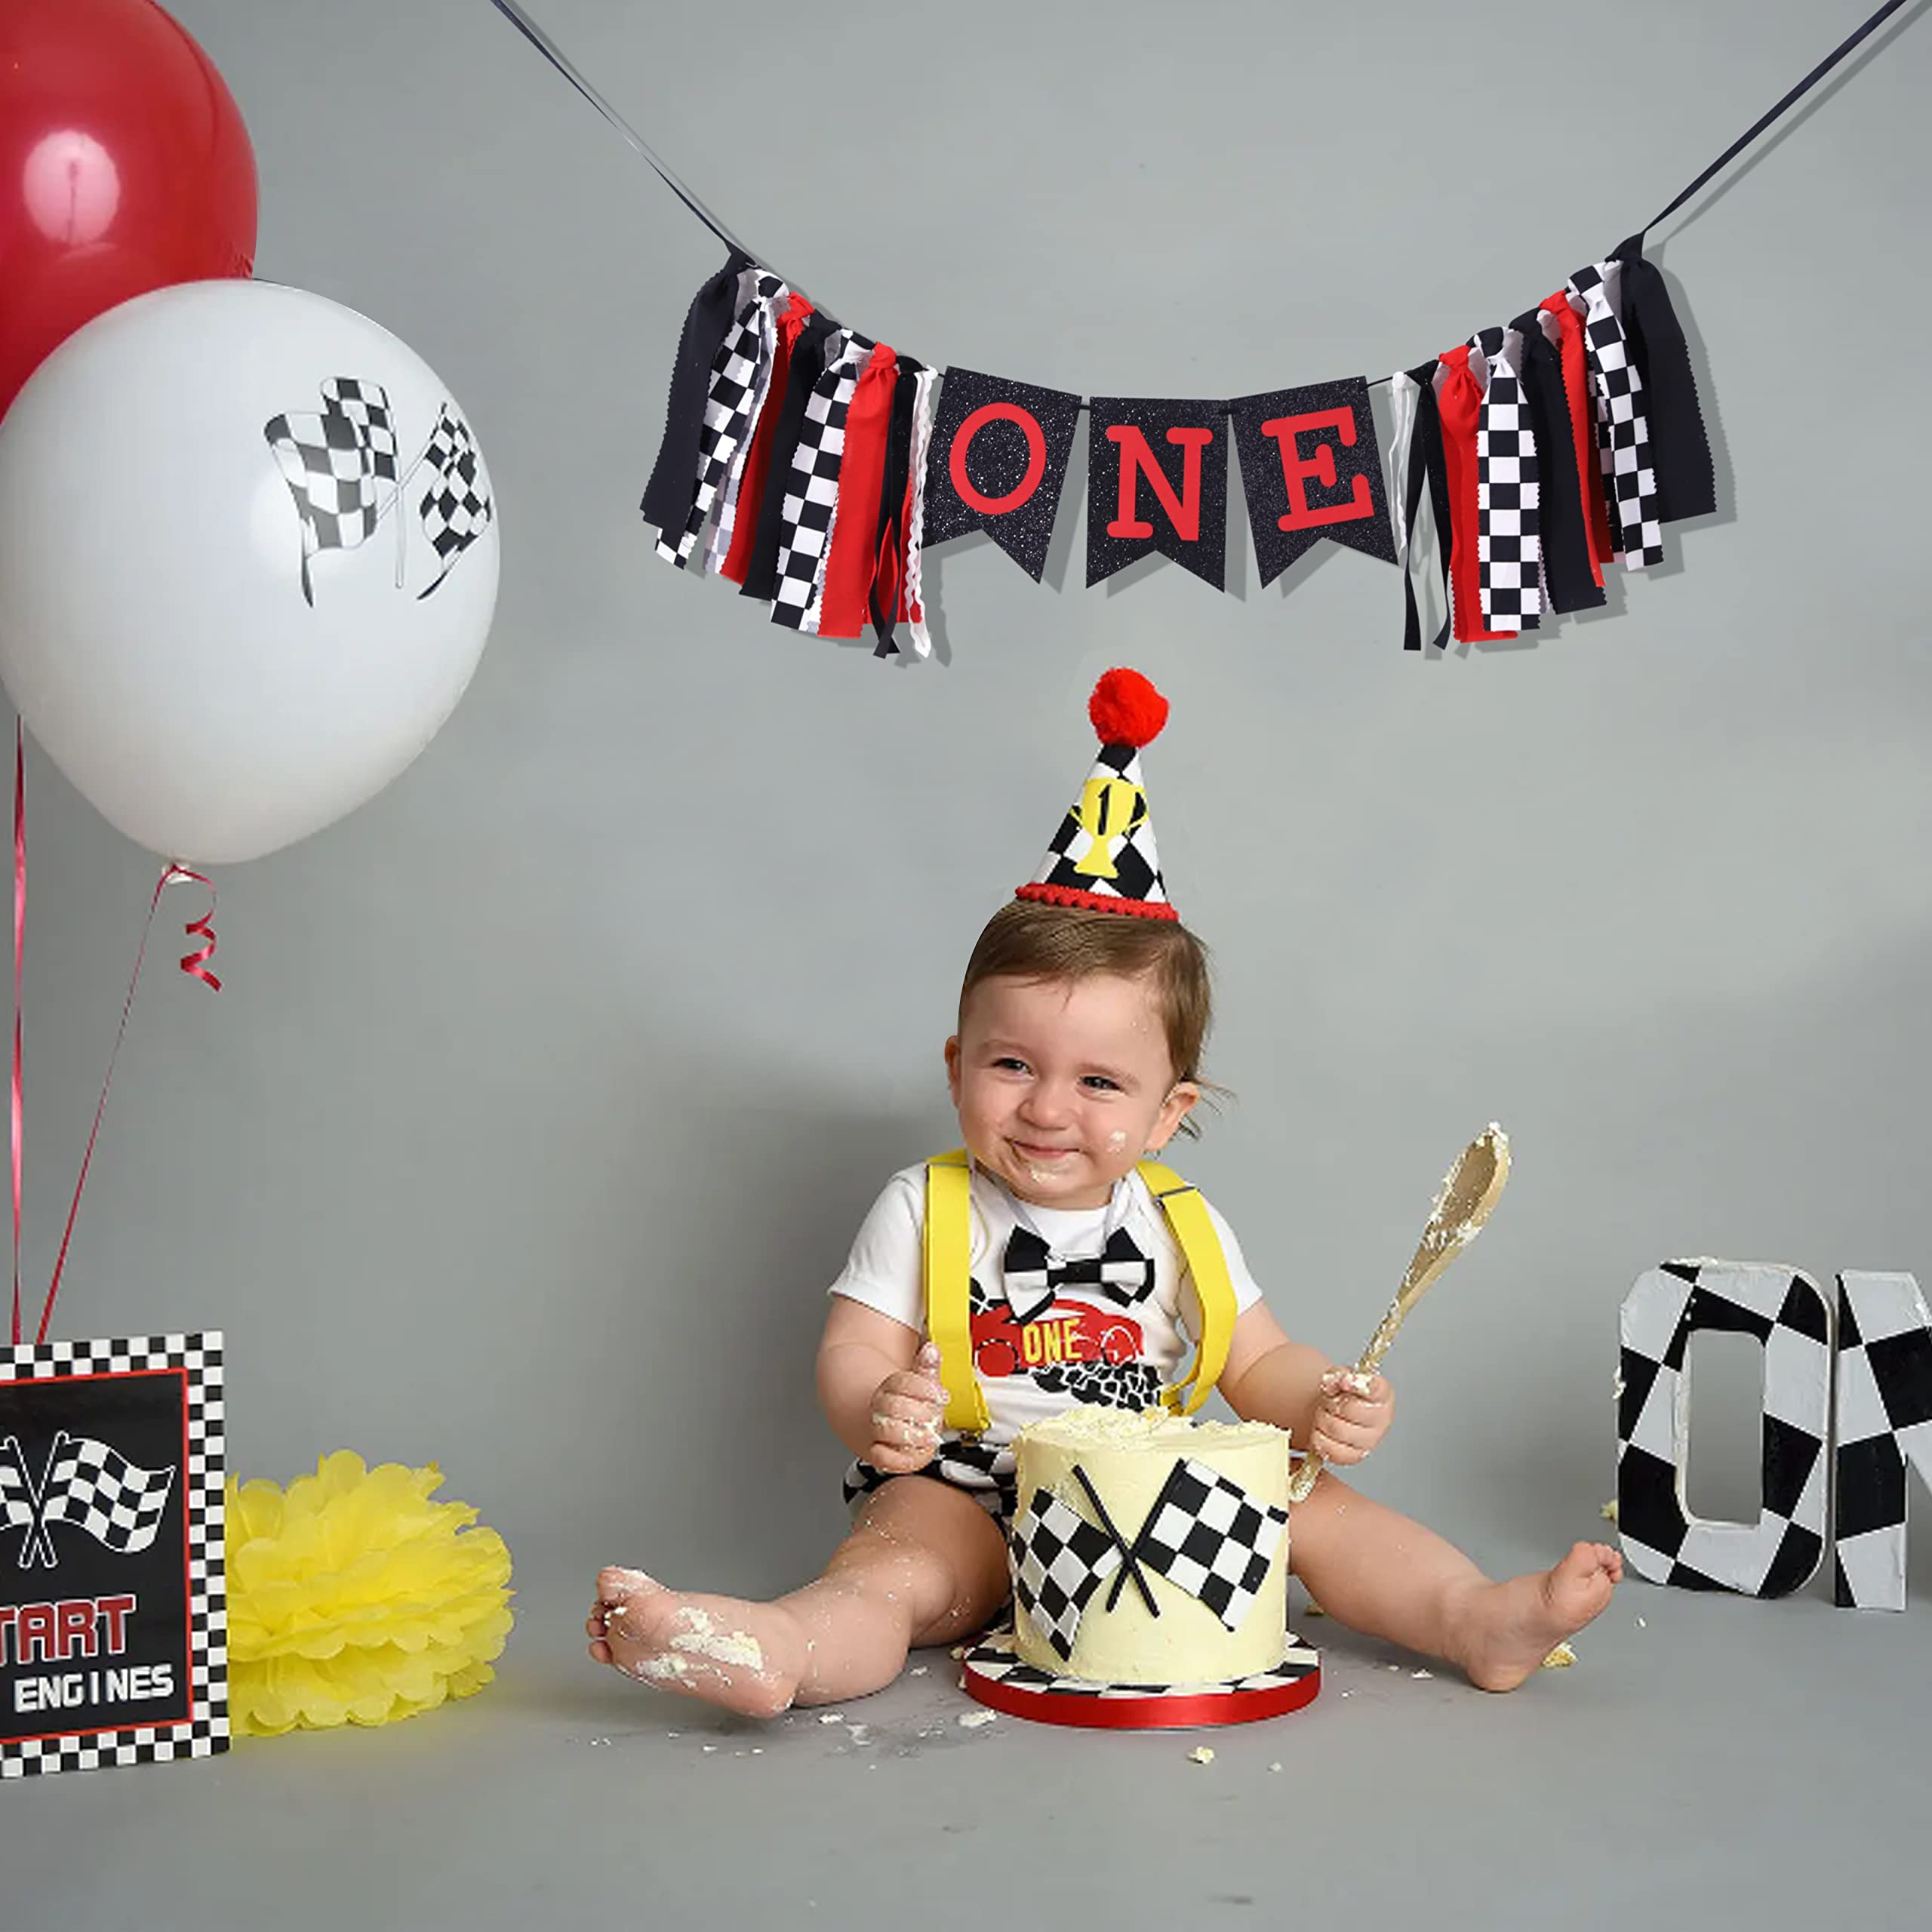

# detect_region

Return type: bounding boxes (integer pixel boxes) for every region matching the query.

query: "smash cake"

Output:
[960,1404,1320,1727]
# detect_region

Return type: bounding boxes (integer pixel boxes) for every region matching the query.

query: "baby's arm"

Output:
[817,1297,947,1469]
[1218,1303,1394,1463]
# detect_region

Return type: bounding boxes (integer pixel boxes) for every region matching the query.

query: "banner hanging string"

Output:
[490,0,1921,404]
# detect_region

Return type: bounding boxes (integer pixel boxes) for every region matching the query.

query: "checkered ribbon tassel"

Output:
[1478,334,1543,631]
[1011,1486,1123,1661]
[1566,263,1665,569]
[416,402,494,598]
[1132,1457,1288,1632]
[658,267,789,573]
[264,377,400,606]
[770,327,872,632]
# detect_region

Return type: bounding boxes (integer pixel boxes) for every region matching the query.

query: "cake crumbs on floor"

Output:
[1269,1761,1283,1773]
[1411,1669,1433,1679]
[1601,1499,1619,1521]
[1542,1641,1577,1669]
[958,1709,998,1729]
[1187,1746,1215,1766]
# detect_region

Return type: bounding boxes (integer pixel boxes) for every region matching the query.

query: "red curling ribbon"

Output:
[34,860,220,1346]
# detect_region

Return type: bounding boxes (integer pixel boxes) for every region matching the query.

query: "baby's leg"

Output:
[1287,1472,1622,1692]
[586,1475,1010,1719]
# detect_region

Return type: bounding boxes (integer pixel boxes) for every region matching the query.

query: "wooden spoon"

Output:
[1287,1124,1511,1504]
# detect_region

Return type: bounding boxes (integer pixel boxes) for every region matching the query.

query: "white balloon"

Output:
[0,279,499,864]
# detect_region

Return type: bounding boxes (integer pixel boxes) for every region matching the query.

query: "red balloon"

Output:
[0,0,256,420]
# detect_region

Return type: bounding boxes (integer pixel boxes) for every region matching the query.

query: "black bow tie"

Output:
[1001,1225,1155,1325]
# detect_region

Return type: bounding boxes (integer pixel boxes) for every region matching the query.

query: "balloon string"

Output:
[35,863,220,1346]
[10,722,23,1349]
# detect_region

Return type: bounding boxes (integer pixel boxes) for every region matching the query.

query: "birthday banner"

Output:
[492,0,1914,659]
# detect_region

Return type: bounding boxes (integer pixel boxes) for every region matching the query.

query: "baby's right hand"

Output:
[866,1342,947,1473]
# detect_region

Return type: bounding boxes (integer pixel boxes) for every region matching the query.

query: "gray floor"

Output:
[6,1538,1929,1932]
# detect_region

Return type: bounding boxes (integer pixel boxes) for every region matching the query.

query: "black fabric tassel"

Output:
[1401,360,1453,653]
[869,356,924,656]
[639,250,753,540]
[737,309,837,603]
[1510,308,1607,614]
[1612,235,1717,525]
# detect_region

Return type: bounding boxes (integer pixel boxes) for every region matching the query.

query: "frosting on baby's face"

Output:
[944,971,1198,1210]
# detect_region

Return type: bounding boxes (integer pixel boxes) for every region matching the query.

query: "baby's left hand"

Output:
[1310,1367,1394,1466]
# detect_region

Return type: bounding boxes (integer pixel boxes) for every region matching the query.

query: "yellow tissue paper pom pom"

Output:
[225,1451,513,1737]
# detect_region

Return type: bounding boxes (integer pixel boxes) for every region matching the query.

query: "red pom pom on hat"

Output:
[1088,669,1169,749]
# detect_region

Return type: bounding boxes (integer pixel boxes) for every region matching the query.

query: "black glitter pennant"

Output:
[921,368,1080,581]
[1085,398,1228,591]
[1230,377,1395,586]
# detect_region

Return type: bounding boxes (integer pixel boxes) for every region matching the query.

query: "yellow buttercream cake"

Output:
[1009,1405,1292,1684]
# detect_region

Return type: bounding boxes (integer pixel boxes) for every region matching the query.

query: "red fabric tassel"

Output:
[817,343,900,639]
[1435,349,1515,645]
[1541,293,1614,577]
[721,293,815,586]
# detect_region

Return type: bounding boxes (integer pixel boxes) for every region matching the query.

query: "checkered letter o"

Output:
[1616,1262,1831,1599]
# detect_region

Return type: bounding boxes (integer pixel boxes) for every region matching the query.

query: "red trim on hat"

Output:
[1014,882,1180,921]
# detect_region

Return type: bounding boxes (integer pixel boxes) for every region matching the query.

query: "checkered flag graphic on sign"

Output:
[1478,331,1544,632]
[1029,743,1171,912]
[1131,1457,1288,1632]
[1617,1262,1829,1598]
[265,378,399,605]
[1011,1487,1123,1662]
[1566,263,1666,571]
[37,1431,177,1558]
[1832,1272,1932,1611]
[655,267,787,574]
[415,402,494,599]
[770,327,873,634]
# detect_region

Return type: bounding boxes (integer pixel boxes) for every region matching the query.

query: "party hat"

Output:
[1015,669,1176,921]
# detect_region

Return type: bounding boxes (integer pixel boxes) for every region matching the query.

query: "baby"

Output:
[589,673,1619,1713]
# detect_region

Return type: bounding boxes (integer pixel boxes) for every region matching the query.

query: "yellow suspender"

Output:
[921,1149,1237,1430]
[924,1150,989,1433]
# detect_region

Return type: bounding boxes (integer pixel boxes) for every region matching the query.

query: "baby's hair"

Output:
[958,900,1222,1137]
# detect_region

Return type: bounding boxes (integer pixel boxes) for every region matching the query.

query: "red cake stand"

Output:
[960,1630,1321,1730]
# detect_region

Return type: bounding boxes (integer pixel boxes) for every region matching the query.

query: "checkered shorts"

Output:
[842,1438,1018,1527]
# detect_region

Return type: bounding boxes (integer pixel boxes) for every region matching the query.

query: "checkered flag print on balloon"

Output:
[770,327,873,633]
[1011,1486,1124,1662]
[35,1430,177,1561]
[415,401,494,599]
[1617,1261,1829,1597]
[655,267,788,574]
[1026,743,1171,913]
[1478,331,1543,632]
[1832,1272,1932,1611]
[1566,263,1666,570]
[264,377,399,605]
[1131,1457,1288,1632]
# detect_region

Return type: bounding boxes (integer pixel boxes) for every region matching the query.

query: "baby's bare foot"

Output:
[587,1567,805,1718]
[1454,1541,1623,1692]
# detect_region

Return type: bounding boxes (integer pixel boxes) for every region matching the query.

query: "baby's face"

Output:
[946,971,1198,1210]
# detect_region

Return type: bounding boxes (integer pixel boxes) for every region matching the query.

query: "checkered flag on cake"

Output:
[1566,263,1666,570]
[1617,1261,1829,1597]
[1011,1487,1124,1662]
[1832,1271,1932,1611]
[265,378,399,605]
[1130,1457,1287,1632]
[34,1431,177,1562]
[415,402,494,599]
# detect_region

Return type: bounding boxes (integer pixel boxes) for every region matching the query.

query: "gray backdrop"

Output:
[6,2,1931,1927]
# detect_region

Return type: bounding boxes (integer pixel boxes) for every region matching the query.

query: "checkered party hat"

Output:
[1017,669,1176,921]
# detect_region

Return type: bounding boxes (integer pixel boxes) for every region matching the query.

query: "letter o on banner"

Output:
[1617,1261,1832,1596]
[949,402,1047,518]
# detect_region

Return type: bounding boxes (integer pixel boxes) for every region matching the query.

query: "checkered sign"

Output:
[1617,1262,1829,1597]
[1010,1488,1123,1662]
[1833,1272,1932,1611]
[1131,1457,1290,1632]
[1,1334,226,1778]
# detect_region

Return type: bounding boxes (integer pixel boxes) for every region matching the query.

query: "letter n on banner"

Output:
[920,368,1081,581]
[1230,377,1396,586]
[1086,398,1228,591]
